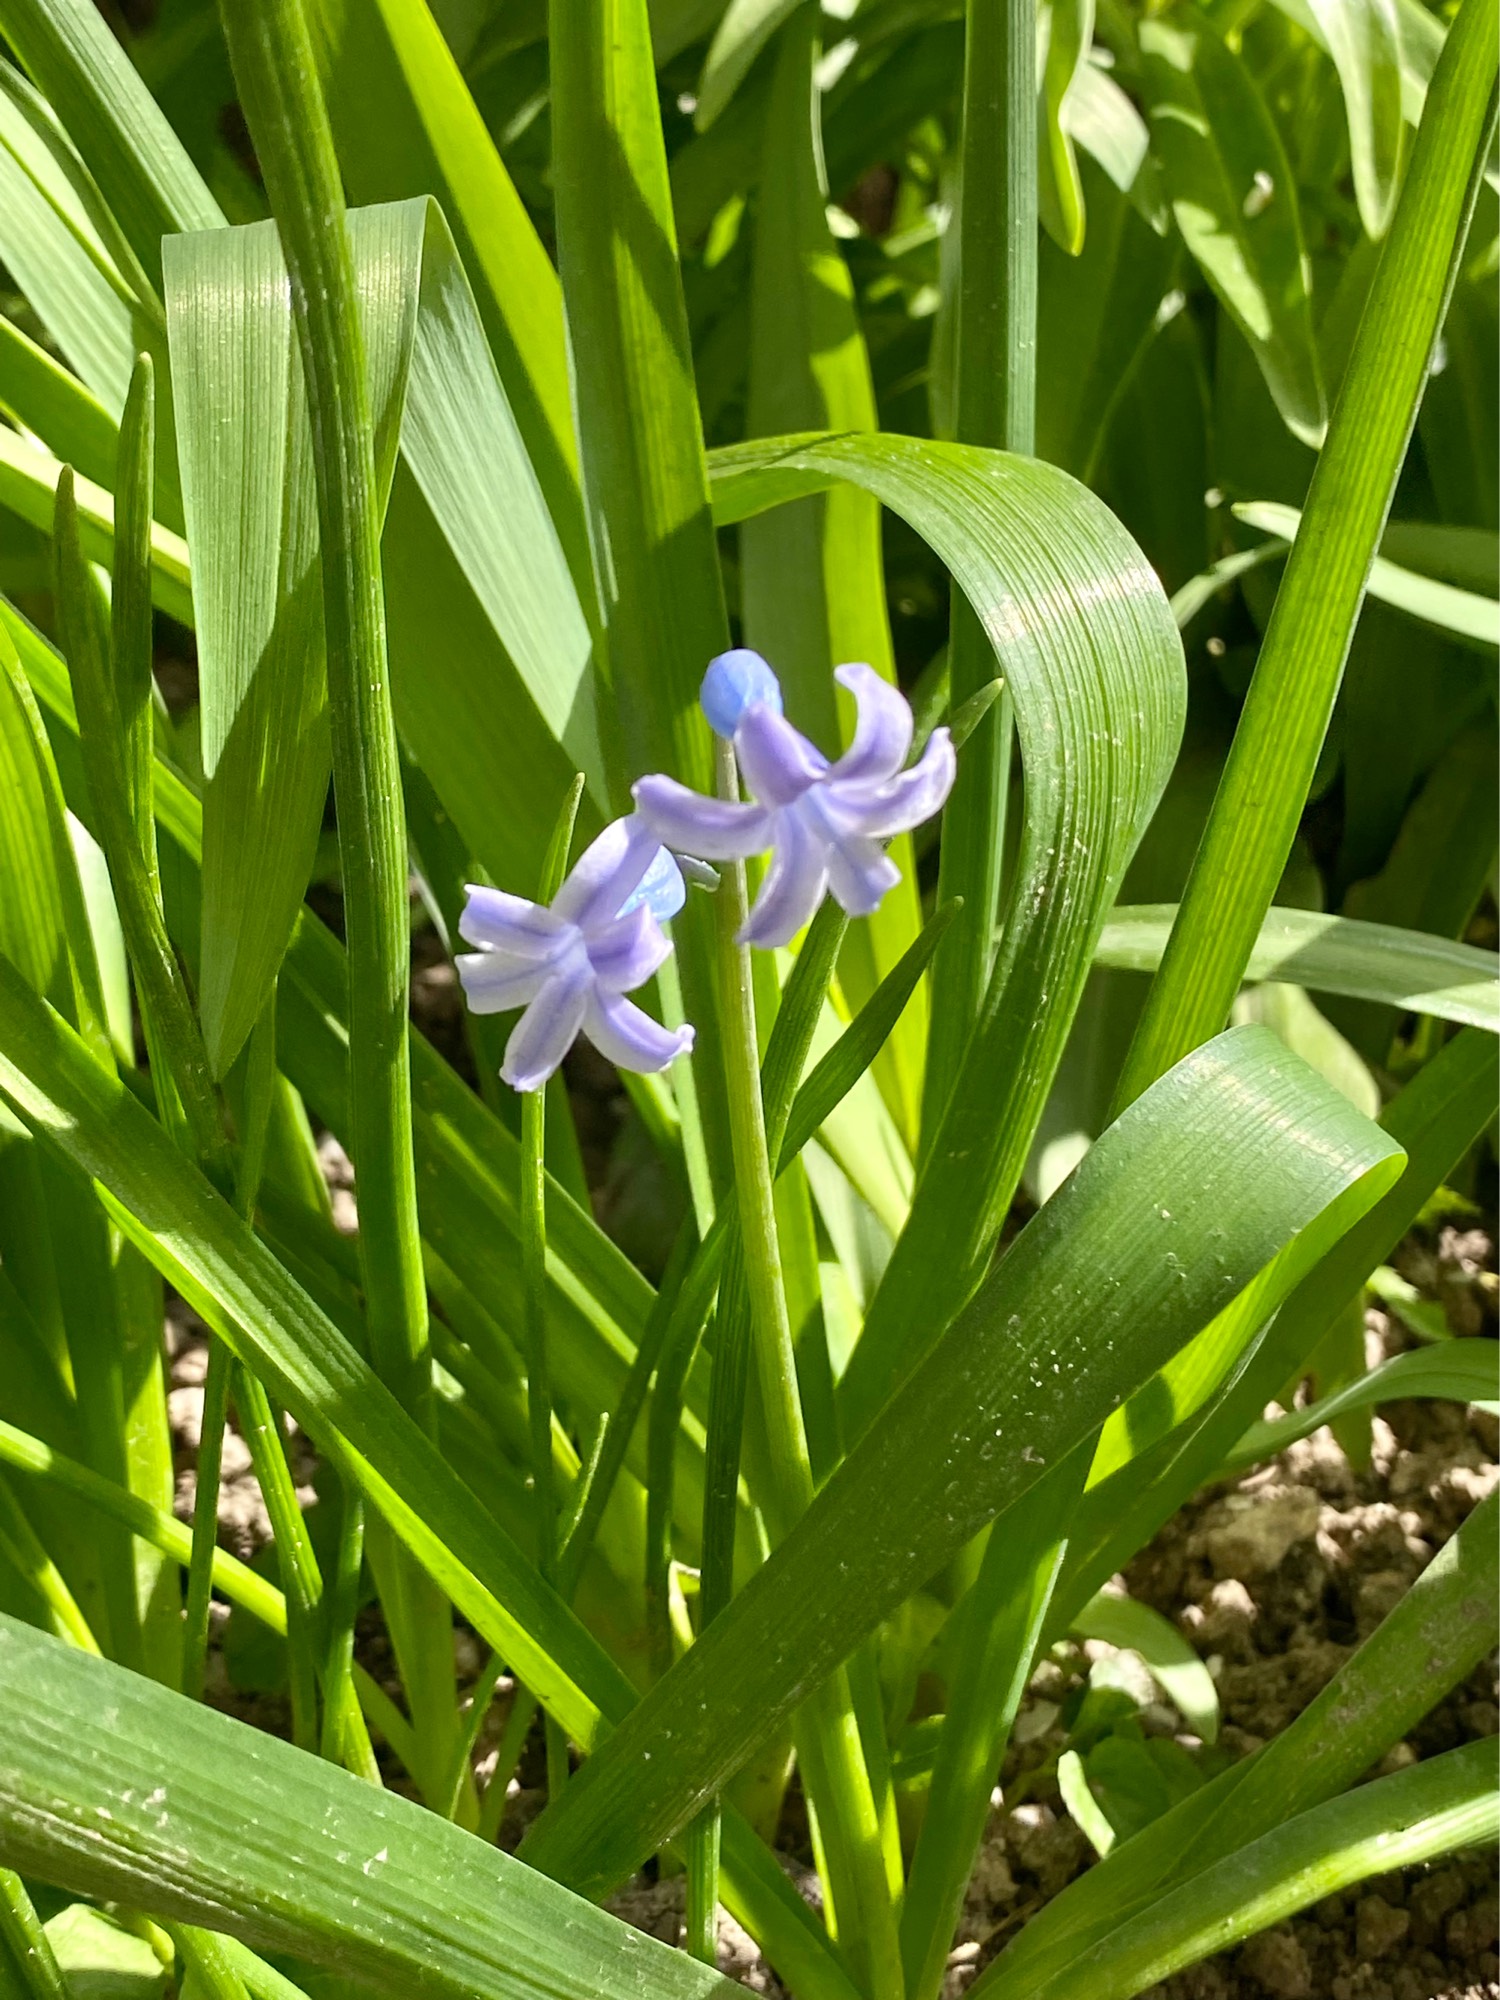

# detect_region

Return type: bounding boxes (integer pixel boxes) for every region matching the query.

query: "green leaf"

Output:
[1116,0,1499,1108]
[695,0,801,131]
[0,1616,740,2000]
[708,429,1185,1444]
[43,1904,167,2000]
[1038,0,1094,255]
[1227,1338,1500,1469]
[519,1024,1402,1898]
[1057,1746,1119,1856]
[0,307,121,493]
[1069,1591,1219,1744]
[164,197,598,1075]
[0,428,192,625]
[1235,500,1499,646]
[1139,3,1326,446]
[0,0,222,291]
[0,947,631,1748]
[1093,904,1500,1031]
[303,0,591,601]
[0,59,147,413]
[1270,0,1409,236]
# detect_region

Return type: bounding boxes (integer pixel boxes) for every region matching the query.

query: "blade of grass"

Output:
[0,1867,67,2000]
[1115,0,1499,1110]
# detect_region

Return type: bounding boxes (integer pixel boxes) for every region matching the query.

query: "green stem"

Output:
[922,0,1036,1145]
[710,739,903,2000]
[217,0,428,1415]
[521,1084,570,1802]
[0,1869,67,2000]
[180,1337,231,1703]
[111,352,159,903]
[477,1688,539,1844]
[234,1370,320,1754]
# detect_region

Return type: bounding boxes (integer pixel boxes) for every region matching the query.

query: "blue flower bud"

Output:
[617,843,687,922]
[700,649,784,739]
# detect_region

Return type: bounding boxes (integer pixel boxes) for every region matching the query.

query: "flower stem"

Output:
[708,737,904,2000]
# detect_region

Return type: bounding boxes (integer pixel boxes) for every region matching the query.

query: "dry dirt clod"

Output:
[1193,1487,1321,1577]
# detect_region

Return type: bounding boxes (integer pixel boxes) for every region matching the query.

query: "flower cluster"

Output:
[457,651,955,1090]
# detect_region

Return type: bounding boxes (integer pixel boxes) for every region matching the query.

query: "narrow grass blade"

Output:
[0,313,119,492]
[1011,1741,1496,2000]
[1116,0,1499,1108]
[923,0,1035,1140]
[1096,904,1499,1030]
[1235,499,1499,646]
[1278,0,1406,237]
[1227,1338,1500,1471]
[0,0,221,289]
[549,0,733,1182]
[303,0,591,600]
[0,1616,742,2000]
[519,1024,1402,1897]
[0,1867,67,2000]
[1069,1591,1219,1742]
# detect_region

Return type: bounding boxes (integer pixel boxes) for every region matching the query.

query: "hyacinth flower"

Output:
[456,815,694,1091]
[633,649,956,949]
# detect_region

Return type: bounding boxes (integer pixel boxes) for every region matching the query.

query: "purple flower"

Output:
[633,653,955,949]
[457,816,694,1091]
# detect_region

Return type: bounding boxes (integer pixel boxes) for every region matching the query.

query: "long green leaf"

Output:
[520,1024,1402,1897]
[0,1616,738,2000]
[1235,499,1499,645]
[1139,3,1326,445]
[1095,903,1500,1030]
[1116,0,1498,1108]
[0,0,222,289]
[1227,1338,1500,1469]
[0,950,629,1746]
[1306,0,1406,237]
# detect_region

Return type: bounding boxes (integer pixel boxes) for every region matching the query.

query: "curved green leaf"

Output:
[1139,3,1326,445]
[1096,904,1500,1030]
[1038,0,1094,255]
[708,428,1185,1442]
[520,1024,1403,1898]
[1227,1338,1500,1470]
[1235,499,1499,646]
[1270,0,1409,235]
[1069,1591,1219,1744]
[0,1615,739,2000]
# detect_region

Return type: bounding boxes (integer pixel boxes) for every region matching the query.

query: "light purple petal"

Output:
[456,952,556,1015]
[500,957,591,1091]
[552,815,661,931]
[632,774,775,860]
[617,844,686,922]
[586,904,673,993]
[739,807,830,949]
[828,727,956,839]
[829,664,912,785]
[582,989,695,1074]
[822,832,901,918]
[733,703,826,807]
[458,885,572,960]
